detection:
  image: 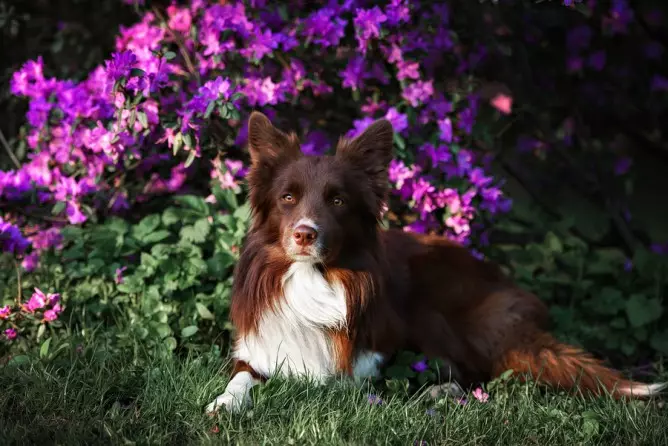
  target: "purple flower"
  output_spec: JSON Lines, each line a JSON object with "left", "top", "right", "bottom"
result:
{"left": 457, "top": 106, "right": 476, "bottom": 135}
{"left": 624, "top": 259, "right": 633, "bottom": 272}
{"left": 340, "top": 56, "right": 368, "bottom": 91}
{"left": 31, "top": 228, "right": 63, "bottom": 252}
{"left": 587, "top": 51, "right": 606, "bottom": 71}
{"left": 384, "top": 107, "right": 408, "bottom": 134}
{"left": 104, "top": 50, "right": 138, "bottom": 82}
{"left": 651, "top": 243, "right": 668, "bottom": 255}
{"left": 402, "top": 80, "right": 434, "bottom": 106}
{"left": 10, "top": 57, "right": 45, "bottom": 97}
{"left": 651, "top": 75, "right": 668, "bottom": 92}
{"left": 354, "top": 7, "right": 387, "bottom": 54}
{"left": 385, "top": 0, "right": 410, "bottom": 26}
{"left": 241, "top": 28, "right": 278, "bottom": 61}
{"left": 301, "top": 8, "right": 348, "bottom": 47}
{"left": 438, "top": 118, "right": 453, "bottom": 143}
{"left": 186, "top": 76, "right": 232, "bottom": 114}
{"left": 4, "top": 328, "right": 17, "bottom": 341}
{"left": 346, "top": 117, "right": 375, "bottom": 139}
{"left": 614, "top": 157, "right": 632, "bottom": 175}
{"left": 411, "top": 360, "right": 428, "bottom": 372}
{"left": 302, "top": 130, "right": 330, "bottom": 156}
{"left": 566, "top": 25, "right": 592, "bottom": 52}
{"left": 469, "top": 168, "right": 493, "bottom": 188}
{"left": 367, "top": 394, "right": 383, "bottom": 405}
{"left": 396, "top": 60, "right": 420, "bottom": 81}
{"left": 22, "top": 252, "right": 39, "bottom": 272}
{"left": 243, "top": 76, "right": 283, "bottom": 107}
{"left": 0, "top": 217, "right": 30, "bottom": 254}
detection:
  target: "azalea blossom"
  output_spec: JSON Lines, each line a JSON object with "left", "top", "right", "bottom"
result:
{"left": 472, "top": 387, "right": 489, "bottom": 403}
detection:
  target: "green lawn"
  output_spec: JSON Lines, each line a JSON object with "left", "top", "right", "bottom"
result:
{"left": 1, "top": 345, "right": 666, "bottom": 446}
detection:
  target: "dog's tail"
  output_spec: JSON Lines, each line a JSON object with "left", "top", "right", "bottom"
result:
{"left": 493, "top": 332, "right": 666, "bottom": 398}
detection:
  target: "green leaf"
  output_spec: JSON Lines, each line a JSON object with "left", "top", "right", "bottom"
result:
{"left": 128, "top": 109, "right": 137, "bottom": 128}
{"left": 129, "top": 68, "right": 145, "bottom": 78}
{"left": 132, "top": 214, "right": 162, "bottom": 240}
{"left": 7, "top": 355, "right": 31, "bottom": 367}
{"left": 204, "top": 101, "right": 216, "bottom": 119}
{"left": 499, "top": 369, "right": 514, "bottom": 381}
{"left": 172, "top": 132, "right": 183, "bottom": 155}
{"left": 183, "top": 132, "right": 193, "bottom": 148}
{"left": 207, "top": 252, "right": 235, "bottom": 276}
{"left": 544, "top": 231, "right": 563, "bottom": 254}
{"left": 196, "top": 303, "right": 215, "bottom": 320}
{"left": 650, "top": 330, "right": 668, "bottom": 355}
{"left": 180, "top": 218, "right": 211, "bottom": 244}
{"left": 174, "top": 195, "right": 209, "bottom": 215}
{"left": 163, "top": 51, "right": 177, "bottom": 60}
{"left": 184, "top": 150, "right": 197, "bottom": 168}
{"left": 588, "top": 287, "right": 625, "bottom": 316}
{"left": 52, "top": 201, "right": 66, "bottom": 215}
{"left": 181, "top": 326, "right": 199, "bottom": 338}
{"left": 625, "top": 294, "right": 663, "bottom": 328}
{"left": 40, "top": 338, "right": 52, "bottom": 359}
{"left": 137, "top": 111, "right": 148, "bottom": 128}
{"left": 164, "top": 337, "right": 177, "bottom": 350}
{"left": 142, "top": 230, "right": 171, "bottom": 245}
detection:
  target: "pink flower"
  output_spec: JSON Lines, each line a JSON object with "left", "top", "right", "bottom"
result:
{"left": 25, "top": 288, "right": 47, "bottom": 312}
{"left": 44, "top": 302, "right": 63, "bottom": 322}
{"left": 4, "top": 328, "right": 17, "bottom": 340}
{"left": 0, "top": 305, "right": 11, "bottom": 319}
{"left": 490, "top": 94, "right": 512, "bottom": 115}
{"left": 472, "top": 387, "right": 489, "bottom": 403}
{"left": 23, "top": 288, "right": 60, "bottom": 312}
{"left": 115, "top": 266, "right": 128, "bottom": 284}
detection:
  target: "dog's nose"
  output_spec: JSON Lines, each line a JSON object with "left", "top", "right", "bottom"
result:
{"left": 293, "top": 225, "right": 318, "bottom": 247}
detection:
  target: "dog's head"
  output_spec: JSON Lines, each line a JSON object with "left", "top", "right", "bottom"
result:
{"left": 245, "top": 111, "right": 394, "bottom": 265}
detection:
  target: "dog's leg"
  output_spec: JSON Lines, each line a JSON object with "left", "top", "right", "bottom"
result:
{"left": 205, "top": 361, "right": 264, "bottom": 414}
{"left": 352, "top": 351, "right": 386, "bottom": 383}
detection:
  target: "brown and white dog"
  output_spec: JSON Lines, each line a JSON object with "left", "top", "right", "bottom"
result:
{"left": 205, "top": 111, "right": 665, "bottom": 414}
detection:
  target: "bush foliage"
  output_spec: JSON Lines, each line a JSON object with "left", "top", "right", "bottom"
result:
{"left": 1, "top": 0, "right": 667, "bottom": 376}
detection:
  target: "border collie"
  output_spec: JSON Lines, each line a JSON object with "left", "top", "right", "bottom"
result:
{"left": 206, "top": 111, "right": 665, "bottom": 413}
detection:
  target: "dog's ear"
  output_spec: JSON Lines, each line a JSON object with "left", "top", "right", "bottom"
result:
{"left": 336, "top": 119, "right": 394, "bottom": 206}
{"left": 247, "top": 111, "right": 301, "bottom": 165}
{"left": 246, "top": 112, "right": 302, "bottom": 227}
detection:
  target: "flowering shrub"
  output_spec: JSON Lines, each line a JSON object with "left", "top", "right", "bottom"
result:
{"left": 1, "top": 0, "right": 667, "bottom": 366}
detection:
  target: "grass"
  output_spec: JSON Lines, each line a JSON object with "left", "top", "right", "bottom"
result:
{"left": 0, "top": 345, "right": 666, "bottom": 446}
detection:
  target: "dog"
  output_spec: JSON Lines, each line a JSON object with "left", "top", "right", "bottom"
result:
{"left": 205, "top": 111, "right": 665, "bottom": 414}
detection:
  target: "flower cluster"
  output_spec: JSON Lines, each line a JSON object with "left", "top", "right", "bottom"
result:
{"left": 4, "top": 0, "right": 665, "bottom": 279}
{"left": 0, "top": 288, "right": 63, "bottom": 343}
{"left": 3, "top": 0, "right": 513, "bottom": 270}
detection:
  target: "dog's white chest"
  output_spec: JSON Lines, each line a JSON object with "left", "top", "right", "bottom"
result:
{"left": 233, "top": 262, "right": 348, "bottom": 380}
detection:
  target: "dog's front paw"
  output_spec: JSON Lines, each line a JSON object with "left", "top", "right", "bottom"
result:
{"left": 205, "top": 390, "right": 252, "bottom": 415}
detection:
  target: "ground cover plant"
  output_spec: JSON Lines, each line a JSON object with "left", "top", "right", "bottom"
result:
{"left": 1, "top": 0, "right": 668, "bottom": 444}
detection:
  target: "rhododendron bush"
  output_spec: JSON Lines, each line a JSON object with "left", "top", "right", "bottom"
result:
{"left": 1, "top": 0, "right": 667, "bottom": 364}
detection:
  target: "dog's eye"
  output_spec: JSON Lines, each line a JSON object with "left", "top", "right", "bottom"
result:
{"left": 332, "top": 197, "right": 345, "bottom": 206}
{"left": 281, "top": 193, "right": 295, "bottom": 203}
